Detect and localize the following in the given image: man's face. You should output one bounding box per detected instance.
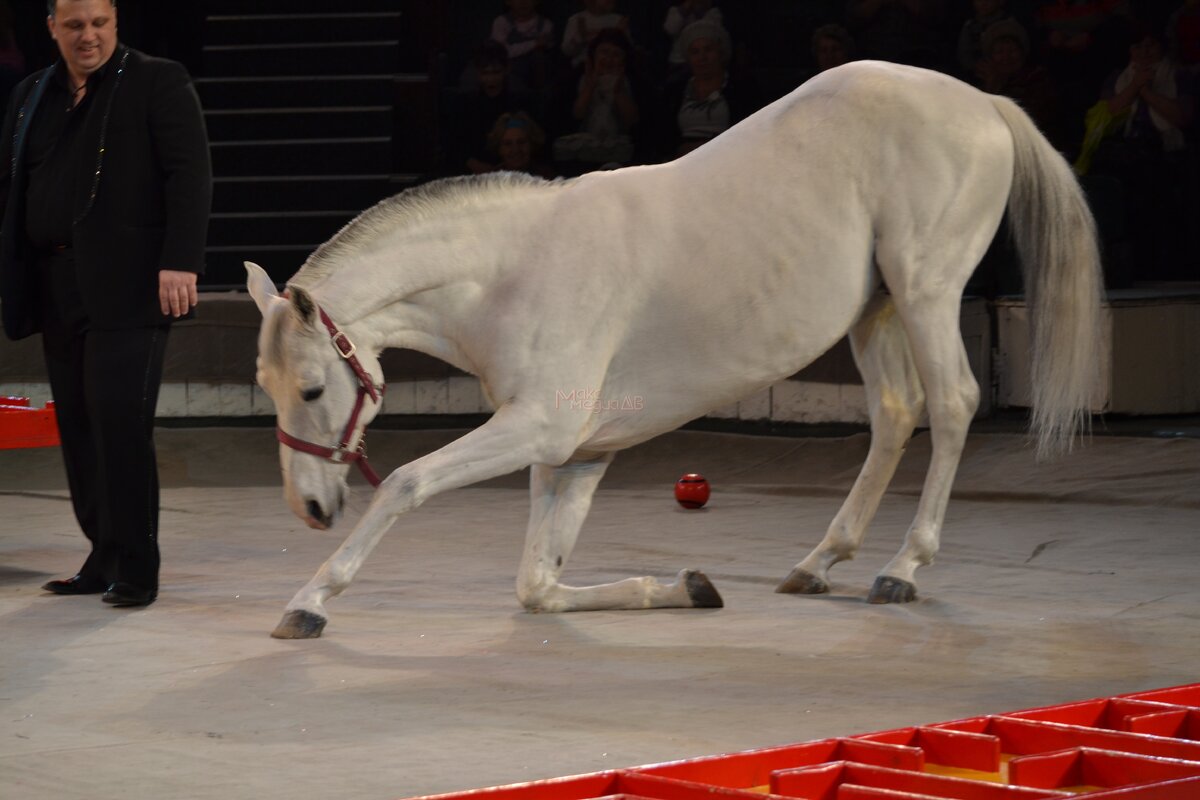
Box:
[48,0,117,81]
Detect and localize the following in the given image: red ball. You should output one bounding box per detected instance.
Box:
[675,473,711,509]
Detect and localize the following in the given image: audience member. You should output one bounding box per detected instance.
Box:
[663,0,724,76]
[1033,0,1133,152]
[1089,22,1194,279]
[654,20,761,159]
[561,0,630,70]
[1167,0,1200,69]
[553,29,641,173]
[491,0,555,91]
[486,111,556,177]
[445,41,540,176]
[977,19,1066,147]
[958,0,1017,80]
[812,23,855,75]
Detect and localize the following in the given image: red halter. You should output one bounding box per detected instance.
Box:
[275,305,386,488]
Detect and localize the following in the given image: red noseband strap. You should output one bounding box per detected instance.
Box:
[275,303,385,488]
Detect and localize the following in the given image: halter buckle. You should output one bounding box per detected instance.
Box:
[331,331,356,359]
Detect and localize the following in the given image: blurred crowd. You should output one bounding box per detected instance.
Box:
[437,0,1198,288]
[0,1,1195,288]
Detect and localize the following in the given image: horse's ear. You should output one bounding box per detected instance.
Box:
[244,261,281,316]
[288,285,318,328]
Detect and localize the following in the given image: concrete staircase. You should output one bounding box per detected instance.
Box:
[197,0,436,287]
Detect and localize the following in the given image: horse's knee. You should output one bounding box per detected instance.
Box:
[378,470,426,512]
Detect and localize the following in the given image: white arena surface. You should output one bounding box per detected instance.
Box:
[2,425,1198,799]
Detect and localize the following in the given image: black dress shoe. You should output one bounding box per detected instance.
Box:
[42,573,107,595]
[101,582,157,607]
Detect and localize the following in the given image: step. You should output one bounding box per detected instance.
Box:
[208,210,359,248]
[212,174,405,213]
[204,12,403,46]
[196,75,394,109]
[204,0,403,13]
[203,244,317,288]
[204,106,391,140]
[210,137,392,176]
[202,41,400,77]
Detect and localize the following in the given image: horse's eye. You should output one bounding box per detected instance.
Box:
[301,387,324,402]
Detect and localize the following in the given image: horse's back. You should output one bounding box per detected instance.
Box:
[693,61,1013,202]
[516,64,1017,448]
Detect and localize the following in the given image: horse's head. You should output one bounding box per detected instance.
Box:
[245,261,384,530]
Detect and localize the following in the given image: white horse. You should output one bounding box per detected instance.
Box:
[246,61,1101,639]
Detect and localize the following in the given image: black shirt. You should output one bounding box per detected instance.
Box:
[23,57,114,250]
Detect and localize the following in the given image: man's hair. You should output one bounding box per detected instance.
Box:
[47,0,117,15]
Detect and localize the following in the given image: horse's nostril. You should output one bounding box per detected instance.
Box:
[306,499,326,523]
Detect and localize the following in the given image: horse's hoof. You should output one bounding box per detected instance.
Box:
[684,570,724,608]
[867,576,917,604]
[271,609,327,639]
[776,567,829,595]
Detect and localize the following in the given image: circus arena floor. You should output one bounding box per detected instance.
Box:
[1,424,1198,800]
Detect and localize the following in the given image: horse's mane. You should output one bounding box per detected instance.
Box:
[291,171,555,287]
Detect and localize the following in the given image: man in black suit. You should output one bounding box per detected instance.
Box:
[0,0,211,607]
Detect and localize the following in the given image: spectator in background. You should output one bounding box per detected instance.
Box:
[486,111,556,177]
[561,0,630,71]
[812,23,855,75]
[958,0,1016,80]
[655,20,760,159]
[491,0,555,92]
[1034,0,1132,154]
[1090,21,1194,279]
[663,0,724,78]
[553,28,641,173]
[1168,0,1200,69]
[977,19,1065,147]
[445,40,539,175]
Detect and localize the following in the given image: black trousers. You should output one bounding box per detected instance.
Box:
[38,252,169,590]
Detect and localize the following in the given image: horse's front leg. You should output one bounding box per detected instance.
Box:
[516,454,722,612]
[271,406,565,639]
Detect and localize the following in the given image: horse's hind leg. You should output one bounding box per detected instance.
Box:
[867,288,980,604]
[516,453,722,612]
[778,296,924,596]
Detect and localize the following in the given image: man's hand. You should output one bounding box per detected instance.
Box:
[160,269,198,317]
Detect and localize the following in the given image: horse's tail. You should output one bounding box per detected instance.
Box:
[990,95,1103,460]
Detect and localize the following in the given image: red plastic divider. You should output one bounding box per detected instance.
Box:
[400,685,1200,799]
[0,396,59,449]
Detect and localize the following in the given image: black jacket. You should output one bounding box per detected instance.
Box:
[0,46,211,339]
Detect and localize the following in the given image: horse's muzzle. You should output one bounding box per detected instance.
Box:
[305,499,334,530]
